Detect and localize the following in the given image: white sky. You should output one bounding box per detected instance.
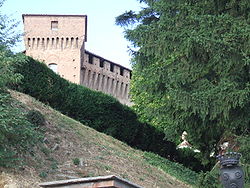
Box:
[2,0,144,69]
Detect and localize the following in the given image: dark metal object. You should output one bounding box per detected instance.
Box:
[217,152,244,188]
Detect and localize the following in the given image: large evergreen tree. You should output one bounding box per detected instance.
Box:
[116,0,250,164]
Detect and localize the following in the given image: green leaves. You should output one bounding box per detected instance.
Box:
[118,0,250,167]
[0,46,42,167]
[0,49,23,89]
[0,91,42,167]
[0,0,21,48]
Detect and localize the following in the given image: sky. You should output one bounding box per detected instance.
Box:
[2,0,145,69]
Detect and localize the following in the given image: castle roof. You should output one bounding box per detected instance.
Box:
[85,50,132,72]
[22,14,87,21]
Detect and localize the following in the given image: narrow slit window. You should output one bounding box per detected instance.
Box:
[88,54,93,64]
[71,37,74,48]
[120,67,124,76]
[27,38,31,47]
[66,37,69,48]
[100,59,104,68]
[41,38,45,48]
[110,63,114,72]
[51,21,58,30]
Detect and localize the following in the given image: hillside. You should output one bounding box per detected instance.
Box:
[0,90,191,188]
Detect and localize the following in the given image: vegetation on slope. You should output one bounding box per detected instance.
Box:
[1,90,196,188]
[0,48,43,167]
[0,46,196,187]
[10,55,184,162]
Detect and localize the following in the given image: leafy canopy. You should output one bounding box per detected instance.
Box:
[116,0,250,164]
[0,0,21,48]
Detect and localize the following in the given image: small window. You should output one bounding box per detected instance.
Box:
[120,67,124,76]
[51,21,58,30]
[100,59,104,68]
[88,54,93,64]
[27,38,31,47]
[110,63,114,72]
[48,63,58,73]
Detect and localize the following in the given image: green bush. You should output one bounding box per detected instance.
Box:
[177,148,211,172]
[72,158,80,165]
[197,167,221,188]
[238,136,250,164]
[0,91,43,167]
[10,55,180,162]
[143,152,199,185]
[26,109,45,128]
[238,135,250,186]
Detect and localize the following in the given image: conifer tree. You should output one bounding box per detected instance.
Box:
[116,0,250,164]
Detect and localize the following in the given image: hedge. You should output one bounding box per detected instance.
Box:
[10,55,179,161]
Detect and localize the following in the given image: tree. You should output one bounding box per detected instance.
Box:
[0,0,22,88]
[0,0,41,167]
[0,49,23,89]
[0,0,21,48]
[116,0,250,165]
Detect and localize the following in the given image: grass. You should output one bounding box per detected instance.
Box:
[143,152,199,186]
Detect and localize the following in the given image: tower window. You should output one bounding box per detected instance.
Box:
[120,67,124,76]
[51,21,58,30]
[100,58,104,68]
[88,54,93,64]
[110,63,114,72]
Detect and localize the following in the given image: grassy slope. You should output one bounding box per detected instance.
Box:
[0,90,193,188]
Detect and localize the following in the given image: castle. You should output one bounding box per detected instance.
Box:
[22,14,132,105]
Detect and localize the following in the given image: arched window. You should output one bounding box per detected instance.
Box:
[48,63,58,73]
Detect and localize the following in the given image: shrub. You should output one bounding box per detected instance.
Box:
[26,109,45,128]
[72,158,80,165]
[143,152,199,185]
[197,168,221,188]
[0,91,43,167]
[238,135,250,186]
[177,148,211,172]
[39,171,48,178]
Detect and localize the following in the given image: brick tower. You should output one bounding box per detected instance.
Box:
[23,14,87,84]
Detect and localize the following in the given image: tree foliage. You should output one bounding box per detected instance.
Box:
[116,0,250,165]
[0,0,42,167]
[0,0,21,48]
[0,48,42,168]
